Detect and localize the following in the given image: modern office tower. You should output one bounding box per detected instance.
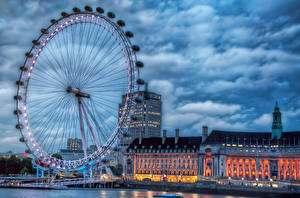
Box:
[67,138,83,151]
[117,87,162,165]
[119,88,162,142]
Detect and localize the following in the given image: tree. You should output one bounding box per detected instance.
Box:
[110,164,123,176]
[0,158,6,175]
[20,167,29,175]
[51,153,63,160]
[6,155,21,174]
[21,158,34,174]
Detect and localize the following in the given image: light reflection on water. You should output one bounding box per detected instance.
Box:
[0,189,249,198]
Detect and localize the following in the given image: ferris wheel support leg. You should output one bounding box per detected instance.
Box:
[82,103,101,151]
[77,97,88,158]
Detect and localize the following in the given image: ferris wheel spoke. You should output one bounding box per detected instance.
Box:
[83,99,112,145]
[82,23,106,70]
[87,42,123,78]
[90,95,120,109]
[32,96,71,150]
[43,41,70,80]
[80,42,121,86]
[84,55,125,87]
[51,30,77,85]
[83,30,116,74]
[40,98,77,154]
[47,97,75,153]
[35,51,69,86]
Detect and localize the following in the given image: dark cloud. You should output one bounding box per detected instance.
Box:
[0,0,300,152]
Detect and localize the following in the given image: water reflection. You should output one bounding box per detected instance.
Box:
[0,189,249,198]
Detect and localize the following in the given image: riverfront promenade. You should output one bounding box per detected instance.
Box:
[0,176,300,197]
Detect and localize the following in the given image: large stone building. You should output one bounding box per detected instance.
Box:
[125,103,300,182]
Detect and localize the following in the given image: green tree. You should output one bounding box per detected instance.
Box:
[0,158,6,175]
[6,155,21,174]
[21,158,34,174]
[20,167,29,174]
[51,153,63,160]
[110,164,123,176]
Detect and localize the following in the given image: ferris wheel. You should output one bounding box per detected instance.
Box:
[14,6,144,170]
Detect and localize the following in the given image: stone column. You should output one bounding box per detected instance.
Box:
[231,158,234,177]
[237,159,240,178]
[256,157,259,179]
[243,159,246,178]
[268,160,271,179]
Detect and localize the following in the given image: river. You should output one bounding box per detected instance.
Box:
[0,188,251,198]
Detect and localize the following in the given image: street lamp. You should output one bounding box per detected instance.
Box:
[270,178,273,187]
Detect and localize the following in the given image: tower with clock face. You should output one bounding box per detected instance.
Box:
[272,101,283,139]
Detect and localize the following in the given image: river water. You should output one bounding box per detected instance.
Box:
[0,188,250,198]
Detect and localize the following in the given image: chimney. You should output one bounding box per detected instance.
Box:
[162,130,167,144]
[202,126,208,143]
[175,128,179,144]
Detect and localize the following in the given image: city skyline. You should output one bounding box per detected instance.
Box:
[1,0,300,152]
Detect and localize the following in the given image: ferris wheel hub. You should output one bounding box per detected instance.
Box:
[66,86,90,98]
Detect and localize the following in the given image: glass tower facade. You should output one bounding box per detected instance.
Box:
[119,91,162,140]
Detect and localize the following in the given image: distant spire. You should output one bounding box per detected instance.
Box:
[272,101,282,139]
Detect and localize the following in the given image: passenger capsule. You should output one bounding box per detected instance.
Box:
[132,45,140,52]
[73,7,81,13]
[41,28,49,34]
[136,61,144,68]
[117,20,125,27]
[14,110,22,115]
[19,137,25,142]
[96,7,104,14]
[107,12,115,19]
[16,81,24,86]
[20,66,28,71]
[125,31,134,38]
[14,95,22,100]
[136,78,145,85]
[32,40,40,45]
[25,52,33,58]
[84,6,93,12]
[50,19,58,25]
[16,124,24,129]
[61,12,69,18]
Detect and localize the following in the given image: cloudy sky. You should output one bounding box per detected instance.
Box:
[1,0,300,152]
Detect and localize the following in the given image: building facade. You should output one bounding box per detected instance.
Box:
[119,90,162,141]
[125,103,300,182]
[125,129,201,183]
[67,138,83,151]
[118,89,162,165]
